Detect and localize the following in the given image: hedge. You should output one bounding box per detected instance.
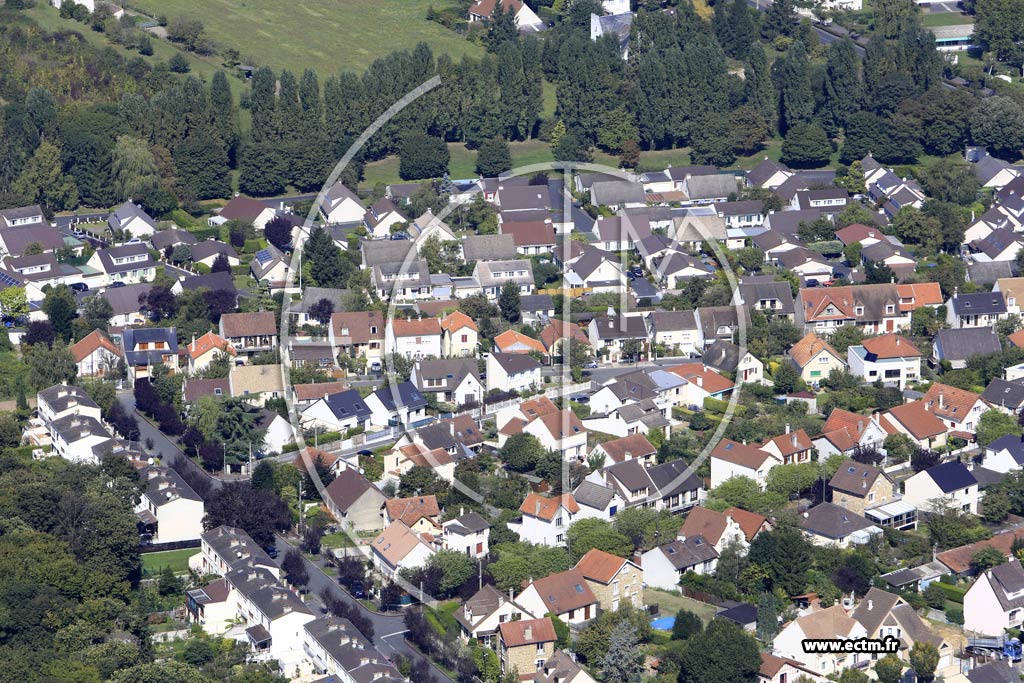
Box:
[931,582,966,604]
[703,396,746,417]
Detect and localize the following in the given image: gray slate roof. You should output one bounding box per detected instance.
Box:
[934,327,1001,362]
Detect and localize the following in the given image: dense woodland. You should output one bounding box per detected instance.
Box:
[2,0,1024,218]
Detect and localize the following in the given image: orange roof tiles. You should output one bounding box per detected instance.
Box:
[498,617,557,647]
[666,363,734,394]
[494,329,547,355]
[440,311,477,333]
[520,492,579,520]
[187,331,235,360]
[922,382,982,424]
[679,507,729,546]
[575,548,631,584]
[70,329,120,362]
[789,332,842,368]
[884,401,946,440]
[710,439,777,469]
[392,318,442,337]
[384,495,441,527]
[534,409,586,441]
[861,334,921,359]
[722,507,769,541]
[763,428,813,457]
[895,282,943,311]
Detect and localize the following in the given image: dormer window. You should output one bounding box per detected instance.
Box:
[854,306,864,316]
[885,304,894,314]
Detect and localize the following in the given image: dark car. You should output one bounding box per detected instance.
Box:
[264,545,279,559]
[107,281,126,288]
[805,278,820,288]
[629,266,643,277]
[357,449,373,457]
[69,282,89,292]
[350,580,366,599]
[570,395,590,403]
[389,232,408,240]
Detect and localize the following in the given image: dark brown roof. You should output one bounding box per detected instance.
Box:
[220,311,277,337]
[324,468,381,512]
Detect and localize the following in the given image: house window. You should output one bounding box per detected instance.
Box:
[854,306,864,316]
[885,304,895,314]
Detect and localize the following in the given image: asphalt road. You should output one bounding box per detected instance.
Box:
[273,534,453,683]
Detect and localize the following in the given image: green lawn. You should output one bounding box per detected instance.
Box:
[124,0,482,76]
[647,589,720,625]
[141,548,198,576]
[920,11,973,27]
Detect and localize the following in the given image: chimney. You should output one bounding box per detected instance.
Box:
[524,625,533,640]
[696,376,703,388]
[792,433,798,448]
[785,423,791,434]
[535,500,541,516]
[624,450,632,461]
[450,421,456,438]
[678,534,686,542]
[895,336,900,347]
[939,392,945,410]
[867,599,873,611]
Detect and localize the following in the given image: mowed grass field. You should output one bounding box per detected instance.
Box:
[141,548,198,576]
[126,0,483,76]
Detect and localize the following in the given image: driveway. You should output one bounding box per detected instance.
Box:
[273,534,453,683]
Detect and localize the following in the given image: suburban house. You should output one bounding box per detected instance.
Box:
[773,605,869,675]
[107,201,157,237]
[733,278,795,320]
[364,197,408,238]
[647,310,702,355]
[588,312,648,363]
[382,495,441,534]
[250,245,290,292]
[498,618,556,676]
[574,548,643,612]
[186,331,236,374]
[799,502,883,548]
[709,439,781,490]
[922,382,988,435]
[88,243,157,285]
[228,364,285,405]
[851,587,951,668]
[301,388,373,433]
[701,340,764,385]
[903,461,980,514]
[788,332,845,385]
[540,318,591,359]
[49,413,116,465]
[981,378,1024,415]
[516,492,579,547]
[795,282,943,334]
[219,311,278,361]
[516,570,600,626]
[329,310,385,367]
[442,510,490,558]
[813,409,888,458]
[455,585,532,645]
[193,525,278,578]
[964,559,1024,636]
[122,326,179,381]
[494,329,548,356]
[411,358,483,407]
[880,401,949,450]
[70,329,121,378]
[521,409,588,462]
[135,465,204,543]
[211,196,278,230]
[365,382,427,428]
[758,654,821,683]
[474,259,534,299]
[487,352,542,394]
[302,617,404,683]
[589,433,657,468]
[679,506,750,553]
[387,317,443,359]
[572,480,625,522]
[370,521,436,579]
[983,434,1024,474]
[467,0,544,31]
[641,536,720,588]
[36,384,101,425]
[440,311,478,357]
[847,334,922,390]
[828,460,898,515]
[320,181,367,224]
[946,291,1009,329]
[934,327,1002,370]
[759,427,814,465]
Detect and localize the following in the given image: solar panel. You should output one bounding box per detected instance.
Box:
[255,249,273,264]
[0,272,21,287]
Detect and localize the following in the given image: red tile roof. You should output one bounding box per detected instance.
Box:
[494,329,546,355]
[575,548,631,584]
[722,507,769,541]
[861,334,921,359]
[788,332,842,368]
[70,329,120,362]
[440,311,477,333]
[666,363,734,394]
[710,439,777,469]
[384,495,441,527]
[293,382,350,402]
[762,428,813,457]
[498,617,556,647]
[501,220,556,247]
[922,383,982,424]
[187,331,235,360]
[520,492,579,520]
[392,318,442,337]
[883,401,946,440]
[331,311,385,343]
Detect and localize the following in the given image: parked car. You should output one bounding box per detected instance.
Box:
[264,545,278,559]
[69,282,89,292]
[570,395,590,403]
[583,360,599,369]
[350,581,366,599]
[107,281,126,288]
